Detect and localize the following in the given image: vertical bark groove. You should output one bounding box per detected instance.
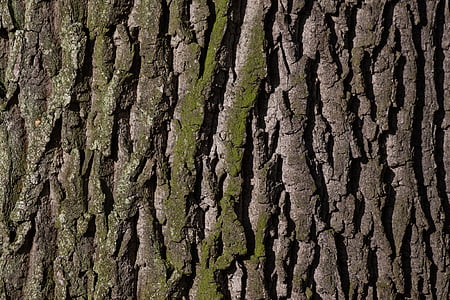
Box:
[0,0,448,299]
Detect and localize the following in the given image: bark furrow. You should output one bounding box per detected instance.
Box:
[0,0,448,299]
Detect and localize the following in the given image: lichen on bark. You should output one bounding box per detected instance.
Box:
[0,0,448,299]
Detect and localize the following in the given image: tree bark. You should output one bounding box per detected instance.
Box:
[0,0,449,299]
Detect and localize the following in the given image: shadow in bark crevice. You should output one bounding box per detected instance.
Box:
[352,191,365,235]
[432,0,449,234]
[44,117,62,152]
[360,51,377,122]
[4,104,27,220]
[266,2,280,91]
[240,110,255,260]
[99,157,115,224]
[197,0,216,79]
[264,198,283,299]
[366,240,379,299]
[282,191,299,299]
[292,0,314,60]
[303,55,330,225]
[399,207,413,298]
[334,232,350,300]
[372,0,398,63]
[380,165,396,258]
[388,52,405,135]
[218,266,232,299]
[115,212,140,298]
[143,172,168,263]
[14,223,34,258]
[159,0,171,38]
[410,12,437,240]
[344,0,361,51]
[324,14,343,78]
[422,225,438,299]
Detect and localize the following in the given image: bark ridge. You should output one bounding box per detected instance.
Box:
[0,0,449,299]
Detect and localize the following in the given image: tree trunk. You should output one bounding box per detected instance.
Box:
[0,0,448,299]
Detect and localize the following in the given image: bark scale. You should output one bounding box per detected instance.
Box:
[0,0,448,299]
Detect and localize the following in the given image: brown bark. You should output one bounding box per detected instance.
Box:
[0,0,449,299]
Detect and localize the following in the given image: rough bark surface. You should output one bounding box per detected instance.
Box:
[0,0,449,299]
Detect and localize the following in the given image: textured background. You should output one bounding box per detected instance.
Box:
[0,0,449,299]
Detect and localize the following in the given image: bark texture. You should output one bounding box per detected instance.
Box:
[0,0,449,299]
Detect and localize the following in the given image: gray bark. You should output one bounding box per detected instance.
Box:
[0,0,449,299]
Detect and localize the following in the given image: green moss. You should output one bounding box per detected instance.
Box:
[202,0,228,73]
[91,215,116,299]
[113,154,140,217]
[86,0,111,35]
[201,11,268,281]
[348,282,355,298]
[164,0,231,275]
[196,231,224,299]
[0,123,25,222]
[223,16,266,177]
[195,11,269,296]
[137,260,169,299]
[197,268,224,300]
[92,32,113,87]
[305,287,313,299]
[243,259,265,298]
[218,198,246,253]
[224,174,242,198]
[291,72,306,86]
[253,211,269,259]
[167,0,229,245]
[4,30,24,101]
[196,194,246,297]
[168,0,194,41]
